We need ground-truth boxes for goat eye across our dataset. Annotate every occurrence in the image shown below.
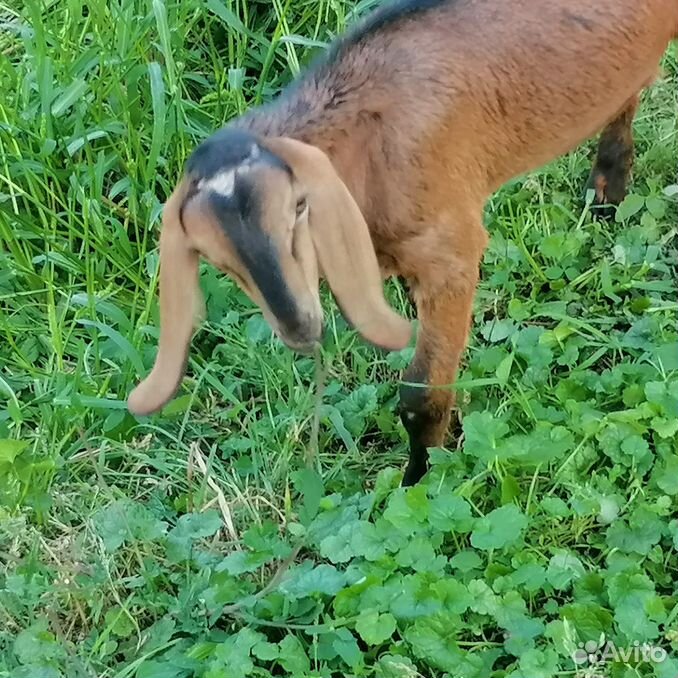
[295,196,308,217]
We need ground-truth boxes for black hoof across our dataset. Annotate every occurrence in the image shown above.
[402,456,428,486]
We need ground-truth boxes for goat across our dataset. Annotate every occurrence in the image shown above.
[128,0,678,485]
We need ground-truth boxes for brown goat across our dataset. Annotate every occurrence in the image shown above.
[128,0,678,485]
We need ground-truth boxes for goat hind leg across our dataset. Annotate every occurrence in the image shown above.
[586,94,639,213]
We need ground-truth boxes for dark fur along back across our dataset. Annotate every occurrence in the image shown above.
[342,0,451,46]
[235,0,453,138]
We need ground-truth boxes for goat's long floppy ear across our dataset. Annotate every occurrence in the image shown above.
[265,137,412,351]
[128,179,201,416]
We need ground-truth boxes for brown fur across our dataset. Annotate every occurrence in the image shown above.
[129,0,678,483]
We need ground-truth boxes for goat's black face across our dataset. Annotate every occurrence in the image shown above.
[183,129,324,352]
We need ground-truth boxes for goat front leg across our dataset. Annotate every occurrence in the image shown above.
[399,231,486,485]
[587,94,639,211]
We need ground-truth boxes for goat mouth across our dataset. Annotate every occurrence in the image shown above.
[285,341,319,355]
[262,303,323,355]
[275,324,323,354]
[278,330,322,354]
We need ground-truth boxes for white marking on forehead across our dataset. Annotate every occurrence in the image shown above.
[200,169,236,196]
[197,144,261,197]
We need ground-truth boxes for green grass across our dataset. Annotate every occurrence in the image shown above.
[0,1,677,677]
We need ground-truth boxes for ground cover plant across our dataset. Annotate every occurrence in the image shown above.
[0,1,677,676]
